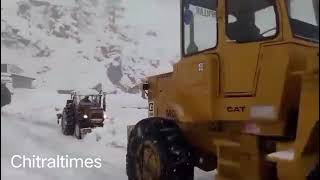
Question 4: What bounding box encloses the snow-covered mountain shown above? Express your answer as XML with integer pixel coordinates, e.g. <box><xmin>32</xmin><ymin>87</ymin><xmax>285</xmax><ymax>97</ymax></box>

<box><xmin>1</xmin><ymin>0</ymin><xmax>180</xmax><ymax>91</ymax></box>
<box><xmin>1</xmin><ymin>0</ymin><xmax>214</xmax><ymax>179</ymax></box>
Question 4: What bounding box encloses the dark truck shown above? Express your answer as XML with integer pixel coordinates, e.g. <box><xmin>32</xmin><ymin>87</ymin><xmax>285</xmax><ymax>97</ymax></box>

<box><xmin>57</xmin><ymin>90</ymin><xmax>107</xmax><ymax>139</ymax></box>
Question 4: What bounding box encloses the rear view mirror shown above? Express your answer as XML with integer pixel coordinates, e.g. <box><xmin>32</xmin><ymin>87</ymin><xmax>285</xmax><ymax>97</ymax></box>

<box><xmin>184</xmin><ymin>9</ymin><xmax>193</xmax><ymax>25</ymax></box>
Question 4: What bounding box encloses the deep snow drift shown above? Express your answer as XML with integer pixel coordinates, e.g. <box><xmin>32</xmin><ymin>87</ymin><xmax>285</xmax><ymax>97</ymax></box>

<box><xmin>1</xmin><ymin>0</ymin><xmax>214</xmax><ymax>179</ymax></box>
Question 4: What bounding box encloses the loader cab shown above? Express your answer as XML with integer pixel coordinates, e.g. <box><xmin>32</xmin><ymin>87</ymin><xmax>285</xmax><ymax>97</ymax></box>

<box><xmin>181</xmin><ymin>0</ymin><xmax>318</xmax><ymax>96</ymax></box>
<box><xmin>174</xmin><ymin>0</ymin><xmax>318</xmax><ymax>132</ymax></box>
<box><xmin>182</xmin><ymin>0</ymin><xmax>318</xmax><ymax>57</ymax></box>
<box><xmin>181</xmin><ymin>0</ymin><xmax>281</xmax><ymax>96</ymax></box>
<box><xmin>182</xmin><ymin>0</ymin><xmax>279</xmax><ymax>55</ymax></box>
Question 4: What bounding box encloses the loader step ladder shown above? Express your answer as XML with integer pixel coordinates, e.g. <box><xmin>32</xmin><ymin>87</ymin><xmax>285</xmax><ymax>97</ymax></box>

<box><xmin>214</xmin><ymin>139</ymin><xmax>241</xmax><ymax>180</ymax></box>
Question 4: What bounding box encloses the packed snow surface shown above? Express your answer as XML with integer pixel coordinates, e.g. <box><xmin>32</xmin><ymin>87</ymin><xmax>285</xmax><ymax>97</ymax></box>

<box><xmin>2</xmin><ymin>89</ymin><xmax>214</xmax><ymax>180</ymax></box>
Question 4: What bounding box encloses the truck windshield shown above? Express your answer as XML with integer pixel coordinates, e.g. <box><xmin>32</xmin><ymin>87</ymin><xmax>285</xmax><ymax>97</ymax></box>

<box><xmin>79</xmin><ymin>95</ymin><xmax>101</xmax><ymax>105</ymax></box>
<box><xmin>287</xmin><ymin>0</ymin><xmax>319</xmax><ymax>42</ymax></box>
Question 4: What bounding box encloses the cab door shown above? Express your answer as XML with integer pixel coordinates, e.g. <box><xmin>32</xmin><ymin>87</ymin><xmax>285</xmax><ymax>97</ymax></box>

<box><xmin>178</xmin><ymin>0</ymin><xmax>220</xmax><ymax>121</ymax></box>
<box><xmin>219</xmin><ymin>0</ymin><xmax>281</xmax><ymax>97</ymax></box>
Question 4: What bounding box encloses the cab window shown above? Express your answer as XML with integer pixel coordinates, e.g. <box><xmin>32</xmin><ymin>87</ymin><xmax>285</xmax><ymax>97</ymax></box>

<box><xmin>183</xmin><ymin>0</ymin><xmax>218</xmax><ymax>56</ymax></box>
<box><xmin>287</xmin><ymin>0</ymin><xmax>319</xmax><ymax>42</ymax></box>
<box><xmin>226</xmin><ymin>0</ymin><xmax>278</xmax><ymax>42</ymax></box>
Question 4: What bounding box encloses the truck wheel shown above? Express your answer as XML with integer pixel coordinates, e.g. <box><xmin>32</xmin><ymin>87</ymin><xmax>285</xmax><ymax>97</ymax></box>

<box><xmin>74</xmin><ymin>122</ymin><xmax>82</xmax><ymax>139</ymax></box>
<box><xmin>61</xmin><ymin>110</ymin><xmax>74</xmax><ymax>135</ymax></box>
<box><xmin>127</xmin><ymin>118</ymin><xmax>194</xmax><ymax>180</ymax></box>
<box><xmin>308</xmin><ymin>164</ymin><xmax>319</xmax><ymax>180</ymax></box>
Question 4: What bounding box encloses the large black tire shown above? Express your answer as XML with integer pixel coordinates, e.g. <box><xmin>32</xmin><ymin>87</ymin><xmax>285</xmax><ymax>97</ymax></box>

<box><xmin>61</xmin><ymin>106</ymin><xmax>75</xmax><ymax>135</ymax></box>
<box><xmin>127</xmin><ymin>118</ymin><xmax>195</xmax><ymax>180</ymax></box>
<box><xmin>74</xmin><ymin>121</ymin><xmax>82</xmax><ymax>140</ymax></box>
<box><xmin>308</xmin><ymin>164</ymin><xmax>319</xmax><ymax>180</ymax></box>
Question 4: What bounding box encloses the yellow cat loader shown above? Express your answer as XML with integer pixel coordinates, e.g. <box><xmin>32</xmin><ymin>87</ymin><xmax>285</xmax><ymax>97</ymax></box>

<box><xmin>126</xmin><ymin>0</ymin><xmax>319</xmax><ymax>180</ymax></box>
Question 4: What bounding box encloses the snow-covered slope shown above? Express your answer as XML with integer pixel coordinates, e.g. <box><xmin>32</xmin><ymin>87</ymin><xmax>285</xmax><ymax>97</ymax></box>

<box><xmin>1</xmin><ymin>0</ymin><xmax>214</xmax><ymax>179</ymax></box>
<box><xmin>1</xmin><ymin>89</ymin><xmax>144</xmax><ymax>180</ymax></box>
<box><xmin>1</xmin><ymin>0</ymin><xmax>180</xmax><ymax>91</ymax></box>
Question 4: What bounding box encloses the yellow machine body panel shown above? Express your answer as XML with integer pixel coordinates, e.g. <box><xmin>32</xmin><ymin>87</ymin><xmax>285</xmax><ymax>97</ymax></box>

<box><xmin>147</xmin><ymin>0</ymin><xmax>318</xmax><ymax>134</ymax></box>
<box><xmin>141</xmin><ymin>0</ymin><xmax>319</xmax><ymax>179</ymax></box>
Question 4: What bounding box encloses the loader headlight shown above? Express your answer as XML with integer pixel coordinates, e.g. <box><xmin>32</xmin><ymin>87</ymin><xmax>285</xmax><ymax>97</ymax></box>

<box><xmin>83</xmin><ymin>114</ymin><xmax>88</xmax><ymax>119</ymax></box>
<box><xmin>103</xmin><ymin>113</ymin><xmax>107</xmax><ymax>119</ymax></box>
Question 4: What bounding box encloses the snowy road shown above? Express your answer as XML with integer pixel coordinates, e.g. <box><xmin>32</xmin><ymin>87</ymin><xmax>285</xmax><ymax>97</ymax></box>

<box><xmin>1</xmin><ymin>89</ymin><xmax>214</xmax><ymax>180</ymax></box>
